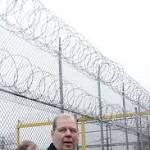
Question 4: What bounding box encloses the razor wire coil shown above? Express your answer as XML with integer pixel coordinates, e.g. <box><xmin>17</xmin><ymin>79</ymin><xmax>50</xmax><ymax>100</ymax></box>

<box><xmin>0</xmin><ymin>0</ymin><xmax>149</xmax><ymax>111</ymax></box>
<box><xmin>0</xmin><ymin>48</ymin><xmax>148</xmax><ymax>137</ymax></box>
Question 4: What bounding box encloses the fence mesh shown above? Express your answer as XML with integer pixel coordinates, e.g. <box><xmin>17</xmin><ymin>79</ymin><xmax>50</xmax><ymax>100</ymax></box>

<box><xmin>0</xmin><ymin>1</ymin><xmax>150</xmax><ymax>150</ymax></box>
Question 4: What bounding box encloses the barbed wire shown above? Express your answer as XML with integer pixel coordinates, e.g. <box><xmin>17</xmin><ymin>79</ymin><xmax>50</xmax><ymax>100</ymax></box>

<box><xmin>0</xmin><ymin>48</ymin><xmax>106</xmax><ymax>116</ymax></box>
<box><xmin>0</xmin><ymin>0</ymin><xmax>149</xmax><ymax>111</ymax></box>
<box><xmin>0</xmin><ymin>48</ymin><xmax>149</xmax><ymax>137</ymax></box>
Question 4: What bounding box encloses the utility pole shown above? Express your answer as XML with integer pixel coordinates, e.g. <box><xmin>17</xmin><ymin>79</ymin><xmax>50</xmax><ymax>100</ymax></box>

<box><xmin>122</xmin><ymin>83</ymin><xmax>129</xmax><ymax>150</ymax></box>
<box><xmin>58</xmin><ymin>37</ymin><xmax>64</xmax><ymax>113</ymax></box>
<box><xmin>135</xmin><ymin>107</ymin><xmax>141</xmax><ymax>150</ymax></box>
<box><xmin>97</xmin><ymin>65</ymin><xmax>104</xmax><ymax>150</ymax></box>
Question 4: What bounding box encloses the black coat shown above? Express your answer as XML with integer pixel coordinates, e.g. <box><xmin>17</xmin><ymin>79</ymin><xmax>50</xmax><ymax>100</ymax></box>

<box><xmin>47</xmin><ymin>143</ymin><xmax>57</xmax><ymax>150</ymax></box>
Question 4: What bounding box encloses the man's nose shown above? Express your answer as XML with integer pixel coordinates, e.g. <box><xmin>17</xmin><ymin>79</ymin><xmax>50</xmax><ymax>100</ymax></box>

<box><xmin>65</xmin><ymin>129</ymin><xmax>72</xmax><ymax>135</ymax></box>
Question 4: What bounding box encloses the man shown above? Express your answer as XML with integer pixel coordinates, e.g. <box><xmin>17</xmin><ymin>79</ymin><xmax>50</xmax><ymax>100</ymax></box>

<box><xmin>17</xmin><ymin>140</ymin><xmax>38</xmax><ymax>150</ymax></box>
<box><xmin>47</xmin><ymin>113</ymin><xmax>79</xmax><ymax>150</ymax></box>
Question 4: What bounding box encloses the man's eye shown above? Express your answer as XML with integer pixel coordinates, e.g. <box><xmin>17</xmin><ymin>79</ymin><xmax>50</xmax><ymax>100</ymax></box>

<box><xmin>70</xmin><ymin>129</ymin><xmax>77</xmax><ymax>133</ymax></box>
<box><xmin>58</xmin><ymin>128</ymin><xmax>66</xmax><ymax>132</ymax></box>
<box><xmin>57</xmin><ymin>128</ymin><xmax>77</xmax><ymax>133</ymax></box>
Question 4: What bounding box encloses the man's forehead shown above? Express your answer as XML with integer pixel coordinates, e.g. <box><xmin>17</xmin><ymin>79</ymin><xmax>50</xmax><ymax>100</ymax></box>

<box><xmin>56</xmin><ymin>117</ymin><xmax>77</xmax><ymax>127</ymax></box>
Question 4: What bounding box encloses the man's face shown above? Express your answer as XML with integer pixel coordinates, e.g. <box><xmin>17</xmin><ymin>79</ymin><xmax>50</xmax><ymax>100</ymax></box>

<box><xmin>26</xmin><ymin>143</ymin><xmax>37</xmax><ymax>150</ymax></box>
<box><xmin>51</xmin><ymin>117</ymin><xmax>78</xmax><ymax>150</ymax></box>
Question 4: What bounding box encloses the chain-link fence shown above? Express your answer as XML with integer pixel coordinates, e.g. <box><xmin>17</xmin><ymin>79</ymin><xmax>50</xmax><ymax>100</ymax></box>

<box><xmin>0</xmin><ymin>1</ymin><xmax>150</xmax><ymax>150</ymax></box>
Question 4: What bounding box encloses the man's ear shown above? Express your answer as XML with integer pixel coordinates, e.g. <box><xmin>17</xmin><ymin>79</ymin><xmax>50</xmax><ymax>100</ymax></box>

<box><xmin>51</xmin><ymin>130</ymin><xmax>54</xmax><ymax>137</ymax></box>
<box><xmin>77</xmin><ymin>131</ymin><xmax>79</xmax><ymax>138</ymax></box>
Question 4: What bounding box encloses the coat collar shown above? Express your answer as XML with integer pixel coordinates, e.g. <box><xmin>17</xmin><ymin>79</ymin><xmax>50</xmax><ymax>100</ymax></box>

<box><xmin>47</xmin><ymin>143</ymin><xmax>57</xmax><ymax>150</ymax></box>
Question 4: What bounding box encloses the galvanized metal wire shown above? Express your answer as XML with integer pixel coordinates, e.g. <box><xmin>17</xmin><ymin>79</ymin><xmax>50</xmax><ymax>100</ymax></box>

<box><xmin>0</xmin><ymin>0</ymin><xmax>149</xmax><ymax>111</ymax></box>
<box><xmin>0</xmin><ymin>1</ymin><xmax>150</xmax><ymax>149</ymax></box>
<box><xmin>0</xmin><ymin>48</ymin><xmax>149</xmax><ymax>137</ymax></box>
<box><xmin>0</xmin><ymin>48</ymin><xmax>124</xmax><ymax>118</ymax></box>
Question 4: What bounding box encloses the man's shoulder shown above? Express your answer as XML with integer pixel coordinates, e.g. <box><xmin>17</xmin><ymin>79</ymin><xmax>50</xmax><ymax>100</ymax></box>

<box><xmin>47</xmin><ymin>143</ymin><xmax>57</xmax><ymax>150</ymax></box>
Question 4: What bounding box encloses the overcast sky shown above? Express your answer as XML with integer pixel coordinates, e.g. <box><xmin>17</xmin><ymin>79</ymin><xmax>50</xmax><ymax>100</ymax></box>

<box><xmin>42</xmin><ymin>0</ymin><xmax>150</xmax><ymax>91</ymax></box>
